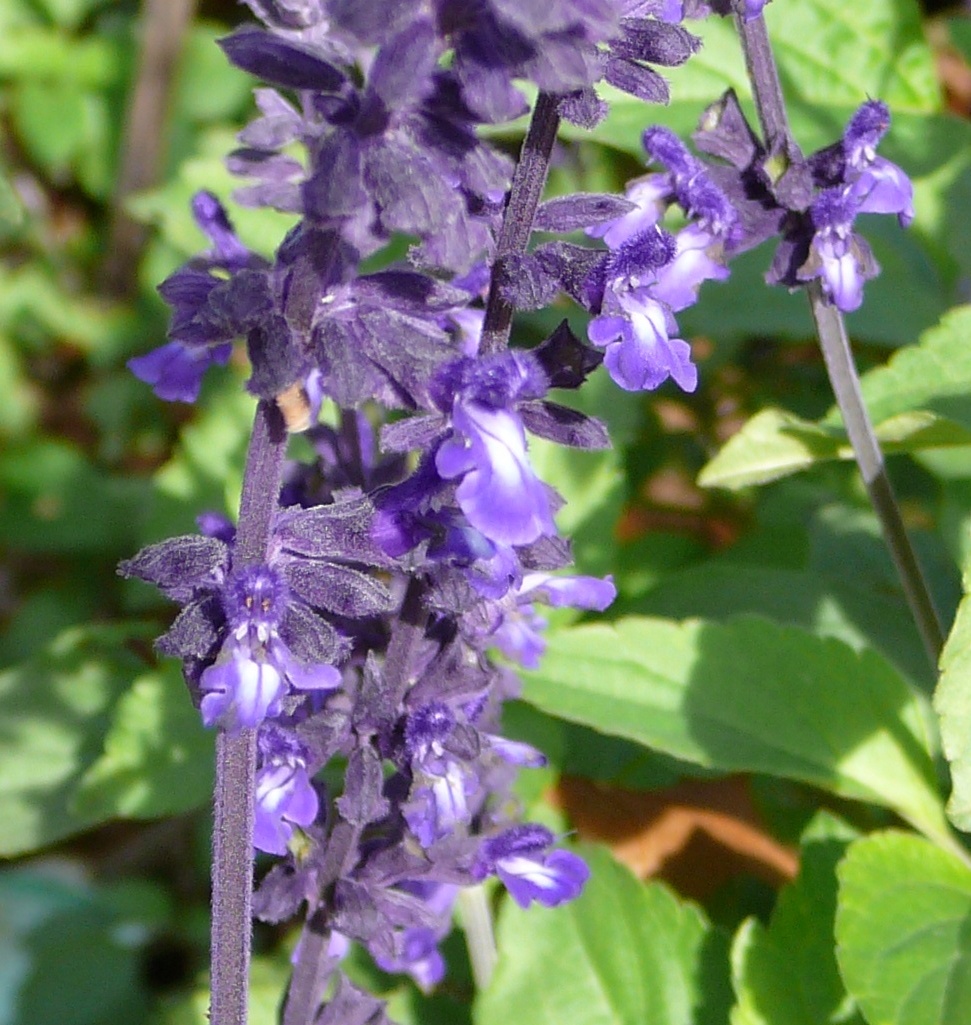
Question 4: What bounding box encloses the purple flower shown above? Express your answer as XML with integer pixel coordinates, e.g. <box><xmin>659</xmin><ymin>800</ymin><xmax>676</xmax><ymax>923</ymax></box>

<box><xmin>437</xmin><ymin>402</ymin><xmax>556</xmax><ymax>547</ymax></box>
<box><xmin>199</xmin><ymin>565</ymin><xmax>342</xmax><ymax>733</ymax></box>
<box><xmin>376</xmin><ymin>927</ymin><xmax>446</xmax><ymax>990</ymax></box>
<box><xmin>488</xmin><ymin>572</ymin><xmax>616</xmax><ymax>668</ymax></box>
<box><xmin>373</xmin><ymin>882</ymin><xmax>457</xmax><ymax>991</ymax></box>
<box><xmin>128</xmin><ymin>341</ymin><xmax>233</xmax><ymax>404</ymax></box>
<box><xmin>473</xmin><ymin>824</ymin><xmax>590</xmax><ymax>908</ymax></box>
<box><xmin>842</xmin><ymin>100</ymin><xmax>913</xmax><ymax>226</ymax></box>
<box><xmin>254</xmin><ymin>726</ymin><xmax>319</xmax><ymax>855</ymax></box>
<box><xmin>585</xmin><ymin>136</ymin><xmax>737</xmax><ymax>393</ymax></box>
<box><xmin>434</xmin><ymin>352</ymin><xmax>557</xmax><ymax>547</ymax></box>
<box><xmin>802</xmin><ymin>188</ymin><xmax>877</xmax><ymax>313</ymax></box>
<box><xmin>589</xmin><ymin>285</ymin><xmax>697</xmax><ymax>392</ymax></box>
<box><xmin>403</xmin><ymin>703</ymin><xmax>478</xmax><ymax>847</ymax></box>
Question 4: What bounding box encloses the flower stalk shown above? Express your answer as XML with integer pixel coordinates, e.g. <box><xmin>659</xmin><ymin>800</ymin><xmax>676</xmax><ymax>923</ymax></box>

<box><xmin>734</xmin><ymin>8</ymin><xmax>944</xmax><ymax>665</ymax></box>
<box><xmin>481</xmin><ymin>91</ymin><xmax>562</xmax><ymax>356</ymax></box>
<box><xmin>211</xmin><ymin>398</ymin><xmax>289</xmax><ymax>1025</ymax></box>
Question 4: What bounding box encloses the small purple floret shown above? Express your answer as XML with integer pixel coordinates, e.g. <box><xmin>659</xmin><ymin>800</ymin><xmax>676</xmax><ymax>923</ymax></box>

<box><xmin>474</xmin><ymin>824</ymin><xmax>590</xmax><ymax>908</ymax></box>
<box><xmin>436</xmin><ymin>401</ymin><xmax>556</xmax><ymax>547</ymax></box>
<box><xmin>200</xmin><ymin>656</ymin><xmax>287</xmax><ymax>731</ymax></box>
<box><xmin>128</xmin><ymin>341</ymin><xmax>232</xmax><ymax>403</ymax></box>
<box><xmin>589</xmin><ymin>290</ymin><xmax>697</xmax><ymax>392</ymax></box>
<box><xmin>254</xmin><ymin>759</ymin><xmax>319</xmax><ymax>855</ymax></box>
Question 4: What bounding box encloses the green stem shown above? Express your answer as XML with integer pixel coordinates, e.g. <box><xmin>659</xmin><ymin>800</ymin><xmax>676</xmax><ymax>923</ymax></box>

<box><xmin>734</xmin><ymin>9</ymin><xmax>944</xmax><ymax>667</ymax></box>
<box><xmin>459</xmin><ymin>886</ymin><xmax>498</xmax><ymax>990</ymax></box>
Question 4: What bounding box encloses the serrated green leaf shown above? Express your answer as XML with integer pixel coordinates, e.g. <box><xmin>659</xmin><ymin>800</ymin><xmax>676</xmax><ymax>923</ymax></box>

<box><xmin>935</xmin><ymin>570</ymin><xmax>971</xmax><ymax>831</ymax></box>
<box><xmin>0</xmin><ymin>624</ymin><xmax>155</xmax><ymax>857</ymax></box>
<box><xmin>837</xmin><ymin>305</ymin><xmax>971</xmax><ymax>431</ymax></box>
<box><xmin>523</xmin><ymin>616</ymin><xmax>949</xmax><ymax>846</ymax></box>
<box><xmin>698</xmin><ymin>409</ymin><xmax>848</xmax><ymax>490</ymax></box>
<box><xmin>568</xmin><ymin>0</ymin><xmax>937</xmax><ymax>159</ymax></box>
<box><xmin>626</xmin><ymin>562</ymin><xmax>930</xmax><ymax>689</ymax></box>
<box><xmin>836</xmin><ymin>831</ymin><xmax>971</xmax><ymax>1025</ymax></box>
<box><xmin>476</xmin><ymin>845</ymin><xmax>731</xmax><ymax>1025</ymax></box>
<box><xmin>700</xmin><ymin>305</ymin><xmax>971</xmax><ymax>490</ymax></box>
<box><xmin>74</xmin><ymin>662</ymin><xmax>213</xmax><ymax>820</ymax></box>
<box><xmin>730</xmin><ymin>816</ymin><xmax>862</xmax><ymax>1025</ymax></box>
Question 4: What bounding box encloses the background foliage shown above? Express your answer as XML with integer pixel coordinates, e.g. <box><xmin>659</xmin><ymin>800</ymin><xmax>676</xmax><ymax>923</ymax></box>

<box><xmin>4</xmin><ymin>0</ymin><xmax>971</xmax><ymax>1022</ymax></box>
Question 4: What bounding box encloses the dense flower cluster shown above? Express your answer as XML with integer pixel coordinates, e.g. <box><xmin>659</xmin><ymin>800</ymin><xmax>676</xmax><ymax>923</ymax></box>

<box><xmin>121</xmin><ymin>0</ymin><xmax>911</xmax><ymax>1020</ymax></box>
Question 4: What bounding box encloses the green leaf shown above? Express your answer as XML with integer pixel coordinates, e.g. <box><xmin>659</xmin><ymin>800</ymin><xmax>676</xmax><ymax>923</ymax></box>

<box><xmin>0</xmin><ymin>26</ymin><xmax>124</xmax><ymax>87</ymax></box>
<box><xmin>730</xmin><ymin>815</ymin><xmax>862</xmax><ymax>1025</ymax></box>
<box><xmin>523</xmin><ymin>616</ymin><xmax>949</xmax><ymax>845</ymax></box>
<box><xmin>29</xmin><ymin>0</ymin><xmax>110</xmax><ymax>31</ymax></box>
<box><xmin>699</xmin><ymin>408</ymin><xmax>971</xmax><ymax>491</ymax></box>
<box><xmin>140</xmin><ymin>375</ymin><xmax>256</xmax><ymax>547</ymax></box>
<box><xmin>74</xmin><ymin>662</ymin><xmax>213</xmax><ymax>820</ymax></box>
<box><xmin>836</xmin><ymin>831</ymin><xmax>971</xmax><ymax>1025</ymax></box>
<box><xmin>935</xmin><ymin>570</ymin><xmax>971</xmax><ymax>832</ymax></box>
<box><xmin>840</xmin><ymin>305</ymin><xmax>971</xmax><ymax>431</ymax></box>
<box><xmin>11</xmin><ymin>79</ymin><xmax>89</xmax><ymax>175</ymax></box>
<box><xmin>476</xmin><ymin>845</ymin><xmax>731</xmax><ymax>1025</ymax></box>
<box><xmin>626</xmin><ymin>562</ymin><xmax>931</xmax><ymax>689</ymax></box>
<box><xmin>173</xmin><ymin>23</ymin><xmax>253</xmax><ymax>124</ymax></box>
<box><xmin>698</xmin><ymin>409</ymin><xmax>850</xmax><ymax>491</ymax></box>
<box><xmin>0</xmin><ymin>869</ymin><xmax>166</xmax><ymax>1025</ymax></box>
<box><xmin>698</xmin><ymin>307</ymin><xmax>971</xmax><ymax>491</ymax></box>
<box><xmin>0</xmin><ymin>625</ymin><xmax>154</xmax><ymax>857</ymax></box>
<box><xmin>572</xmin><ymin>0</ymin><xmax>937</xmax><ymax>159</ymax></box>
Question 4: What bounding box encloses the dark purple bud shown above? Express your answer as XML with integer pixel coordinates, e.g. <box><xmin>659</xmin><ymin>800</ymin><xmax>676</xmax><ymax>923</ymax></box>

<box><xmin>534</xmin><ymin>193</ymin><xmax>637</xmax><ymax>233</ymax></box>
<box><xmin>191</xmin><ymin>191</ymin><xmax>251</xmax><ymax>267</ymax></box>
<box><xmin>614</xmin><ymin>18</ymin><xmax>699</xmax><ymax>66</ymax></box>
<box><xmin>604</xmin><ymin>56</ymin><xmax>670</xmax><ymax>104</ymax></box>
<box><xmin>218</xmin><ymin>27</ymin><xmax>346</xmax><ymax>92</ymax></box>
<box><xmin>519</xmin><ymin>400</ymin><xmax>610</xmax><ymax>450</ymax></box>
<box><xmin>531</xmin><ymin>320</ymin><xmax>604</xmax><ymax>390</ymax></box>
<box><xmin>693</xmin><ymin>89</ymin><xmax>761</xmax><ymax>169</ymax></box>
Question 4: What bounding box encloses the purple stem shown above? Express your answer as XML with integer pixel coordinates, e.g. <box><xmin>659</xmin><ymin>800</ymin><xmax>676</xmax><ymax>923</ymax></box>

<box><xmin>210</xmin><ymin>399</ymin><xmax>289</xmax><ymax>1025</ymax></box>
<box><xmin>283</xmin><ymin>910</ymin><xmax>336</xmax><ymax>1025</ymax></box>
<box><xmin>480</xmin><ymin>91</ymin><xmax>561</xmax><ymax>355</ymax></box>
